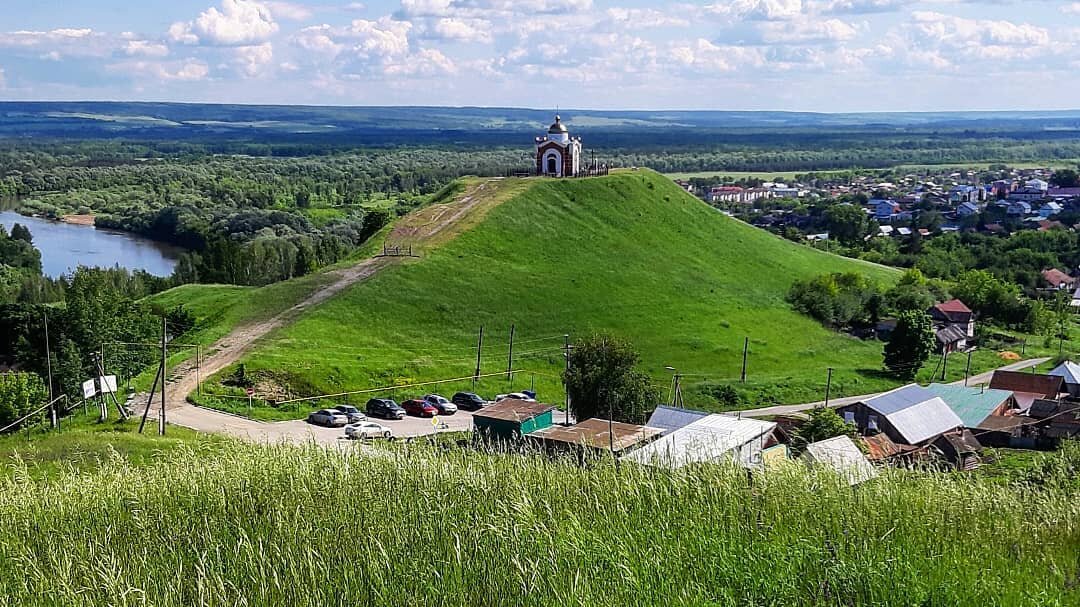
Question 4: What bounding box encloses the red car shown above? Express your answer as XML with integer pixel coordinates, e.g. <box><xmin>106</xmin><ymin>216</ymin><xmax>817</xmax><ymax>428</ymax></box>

<box><xmin>402</xmin><ymin>398</ymin><xmax>438</xmax><ymax>418</ymax></box>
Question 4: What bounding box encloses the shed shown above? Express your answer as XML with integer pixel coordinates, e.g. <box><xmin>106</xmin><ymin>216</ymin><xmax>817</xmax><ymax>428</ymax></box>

<box><xmin>622</xmin><ymin>414</ymin><xmax>777</xmax><ymax>469</ymax></box>
<box><xmin>860</xmin><ymin>433</ymin><xmax>916</xmax><ymax>462</ymax></box>
<box><xmin>988</xmin><ymin>371</ymin><xmax>1063</xmax><ymax>412</ymax></box>
<box><xmin>471</xmin><ymin>399</ymin><xmax>554</xmax><ymax>441</ymax></box>
<box><xmin>836</xmin><ymin>384</ymin><xmax>963</xmax><ymax>446</ymax></box>
<box><xmin>529</xmin><ymin>418</ymin><xmax>662</xmax><ymax>455</ymax></box>
<box><xmin>931</xmin><ymin>430</ymin><xmax>983</xmax><ymax>470</ymax></box>
<box><xmin>1027</xmin><ymin>399</ymin><xmax>1080</xmax><ymax>444</ymax></box>
<box><xmin>645</xmin><ymin>405</ymin><xmax>709</xmax><ymax>435</ymax></box>
<box><xmin>923</xmin><ymin>383</ymin><xmax>1017</xmax><ymax>428</ymax></box>
<box><xmin>974</xmin><ymin>414</ymin><xmax>1031</xmax><ymax>449</ymax></box>
<box><xmin>1048</xmin><ymin>361</ymin><xmax>1080</xmax><ymax>397</ymax></box>
<box><xmin>801</xmin><ymin>435</ymin><xmax>877</xmax><ymax>486</ymax></box>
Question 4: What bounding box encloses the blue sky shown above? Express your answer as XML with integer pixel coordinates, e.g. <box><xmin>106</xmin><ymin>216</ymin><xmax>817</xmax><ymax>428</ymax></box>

<box><xmin>1</xmin><ymin>0</ymin><xmax>1078</xmax><ymax>111</ymax></box>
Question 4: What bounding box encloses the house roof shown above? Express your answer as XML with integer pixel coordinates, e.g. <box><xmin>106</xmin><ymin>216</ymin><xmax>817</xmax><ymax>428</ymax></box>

<box><xmin>622</xmin><ymin>414</ymin><xmax>776</xmax><ymax>468</ymax></box>
<box><xmin>472</xmin><ymin>399</ymin><xmax>555</xmax><ymax>423</ymax></box>
<box><xmin>923</xmin><ymin>383</ymin><xmax>1013</xmax><ymax>428</ymax></box>
<box><xmin>862</xmin><ymin>384</ymin><xmax>964</xmax><ymax>444</ymax></box>
<box><xmin>934</xmin><ymin>299</ymin><xmax>972</xmax><ymax>315</ymax></box>
<box><xmin>1048</xmin><ymin>361</ymin><xmax>1080</xmax><ymax>385</ymax></box>
<box><xmin>860</xmin><ymin>433</ymin><xmax>913</xmax><ymax>461</ymax></box>
<box><xmin>975</xmin><ymin>415</ymin><xmax>1025</xmax><ymax>432</ymax></box>
<box><xmin>988</xmin><ymin>371</ymin><xmax>1063</xmax><ymax>399</ymax></box>
<box><xmin>1027</xmin><ymin>399</ymin><xmax>1080</xmax><ymax>420</ymax></box>
<box><xmin>1042</xmin><ymin>268</ymin><xmax>1074</xmax><ymax>288</ymax></box>
<box><xmin>530</xmin><ymin>418</ymin><xmax>662</xmax><ymax>452</ymax></box>
<box><xmin>646</xmin><ymin>405</ymin><xmax>710</xmax><ymax>435</ymax></box>
<box><xmin>935</xmin><ymin>324</ymin><xmax>969</xmax><ymax>345</ymax></box>
<box><xmin>936</xmin><ymin>429</ymin><xmax>982</xmax><ymax>455</ymax></box>
<box><xmin>802</xmin><ymin>435</ymin><xmax>877</xmax><ymax>486</ymax></box>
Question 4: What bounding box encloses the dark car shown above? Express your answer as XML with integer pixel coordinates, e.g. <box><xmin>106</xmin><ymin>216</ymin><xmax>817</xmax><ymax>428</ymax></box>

<box><xmin>402</xmin><ymin>398</ymin><xmax>439</xmax><ymax>418</ymax></box>
<box><xmin>423</xmin><ymin>394</ymin><xmax>457</xmax><ymax>415</ymax></box>
<box><xmin>366</xmin><ymin>398</ymin><xmax>405</xmax><ymax>420</ymax></box>
<box><xmin>452</xmin><ymin>392</ymin><xmax>486</xmax><ymax>411</ymax></box>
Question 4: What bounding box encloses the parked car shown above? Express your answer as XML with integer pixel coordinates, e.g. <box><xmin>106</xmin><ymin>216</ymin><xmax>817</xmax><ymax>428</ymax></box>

<box><xmin>452</xmin><ymin>392</ymin><xmax>486</xmax><ymax>411</ymax></box>
<box><xmin>308</xmin><ymin>408</ymin><xmax>349</xmax><ymax>427</ymax></box>
<box><xmin>334</xmin><ymin>404</ymin><xmax>366</xmax><ymax>423</ymax></box>
<box><xmin>402</xmin><ymin>398</ymin><xmax>439</xmax><ymax>418</ymax></box>
<box><xmin>423</xmin><ymin>394</ymin><xmax>457</xmax><ymax>415</ymax></box>
<box><xmin>345</xmin><ymin>421</ymin><xmax>393</xmax><ymax>440</ymax></box>
<box><xmin>366</xmin><ymin>398</ymin><xmax>406</xmax><ymax>420</ymax></box>
<box><xmin>495</xmin><ymin>392</ymin><xmax>536</xmax><ymax>403</ymax></box>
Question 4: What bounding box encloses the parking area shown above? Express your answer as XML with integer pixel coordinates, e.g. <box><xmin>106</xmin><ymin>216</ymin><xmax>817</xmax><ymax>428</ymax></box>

<box><xmin>308</xmin><ymin>406</ymin><xmax>574</xmax><ymax>441</ymax></box>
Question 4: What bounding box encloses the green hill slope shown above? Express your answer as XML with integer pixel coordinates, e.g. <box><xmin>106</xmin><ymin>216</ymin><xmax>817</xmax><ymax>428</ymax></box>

<box><xmin>232</xmin><ymin>170</ymin><xmax>897</xmax><ymax>410</ymax></box>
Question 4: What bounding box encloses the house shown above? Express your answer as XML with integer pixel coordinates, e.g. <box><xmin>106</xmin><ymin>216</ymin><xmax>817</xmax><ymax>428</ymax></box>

<box><xmin>873</xmin><ymin>199</ymin><xmax>899</xmax><ymax>221</ymax></box>
<box><xmin>836</xmin><ymin>384</ymin><xmax>963</xmax><ymax>446</ymax></box>
<box><xmin>988</xmin><ymin>371</ymin><xmax>1063</xmax><ymax>413</ymax></box>
<box><xmin>860</xmin><ymin>433</ymin><xmax>916</xmax><ymax>463</ymax></box>
<box><xmin>1070</xmin><ymin>287</ymin><xmax>1080</xmax><ymax>309</ymax></box>
<box><xmin>801</xmin><ymin>435</ymin><xmax>877</xmax><ymax>486</ymax></box>
<box><xmin>931</xmin><ymin>430</ymin><xmax>983</xmax><ymax>470</ymax></box>
<box><xmin>1041</xmin><ymin>268</ymin><xmax>1075</xmax><ymax>290</ymax></box>
<box><xmin>878</xmin><ymin>225</ymin><xmax>894</xmax><ymax>237</ymax></box>
<box><xmin>1026</xmin><ymin>178</ymin><xmax>1049</xmax><ymax>192</ymax></box>
<box><xmin>529</xmin><ymin>418</ymin><xmax>663</xmax><ymax>456</ymax></box>
<box><xmin>949</xmin><ymin>185</ymin><xmax>980</xmax><ymax>204</ymax></box>
<box><xmin>1027</xmin><ymin>399</ymin><xmax>1080</xmax><ymax>446</ymax></box>
<box><xmin>1008</xmin><ymin>189</ymin><xmax>1044</xmax><ymax>203</ymax></box>
<box><xmin>973</xmin><ymin>415</ymin><xmax>1032</xmax><ymax>449</ymax></box>
<box><xmin>1048</xmin><ymin>361</ymin><xmax>1080</xmax><ymax>397</ymax></box>
<box><xmin>471</xmin><ymin>399</ymin><xmax>555</xmax><ymax>441</ymax></box>
<box><xmin>896</xmin><ymin>227</ymin><xmax>912</xmax><ymax>237</ymax></box>
<box><xmin>922</xmin><ymin>383</ymin><xmax>1018</xmax><ymax>429</ymax></box>
<box><xmin>1007</xmin><ymin>200</ymin><xmax>1033</xmax><ymax>215</ymax></box>
<box><xmin>956</xmin><ymin>201</ymin><xmax>980</xmax><ymax>217</ymax></box>
<box><xmin>927</xmin><ymin>299</ymin><xmax>975</xmax><ymax>351</ymax></box>
<box><xmin>622</xmin><ymin>414</ymin><xmax>778</xmax><ymax>469</ymax></box>
<box><xmin>1047</xmin><ymin>186</ymin><xmax>1080</xmax><ymax>201</ymax></box>
<box><xmin>1039</xmin><ymin>201</ymin><xmax>1063</xmax><ymax>217</ymax></box>
<box><xmin>709</xmin><ymin>186</ymin><xmax>744</xmax><ymax>203</ymax></box>
<box><xmin>673</xmin><ymin>179</ymin><xmax>694</xmax><ymax>194</ymax></box>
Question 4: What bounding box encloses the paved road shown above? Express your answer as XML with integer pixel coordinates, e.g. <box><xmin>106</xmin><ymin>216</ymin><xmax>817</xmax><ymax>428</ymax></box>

<box><xmin>739</xmin><ymin>357</ymin><xmax>1050</xmax><ymax>418</ymax></box>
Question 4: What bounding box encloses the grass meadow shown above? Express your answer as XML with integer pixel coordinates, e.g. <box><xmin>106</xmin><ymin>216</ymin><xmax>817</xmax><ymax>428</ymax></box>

<box><xmin>0</xmin><ymin>432</ymin><xmax>1076</xmax><ymax>606</ymax></box>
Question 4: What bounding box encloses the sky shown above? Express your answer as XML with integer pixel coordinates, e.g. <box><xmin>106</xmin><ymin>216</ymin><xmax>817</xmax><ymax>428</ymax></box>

<box><xmin>0</xmin><ymin>0</ymin><xmax>1078</xmax><ymax>111</ymax></box>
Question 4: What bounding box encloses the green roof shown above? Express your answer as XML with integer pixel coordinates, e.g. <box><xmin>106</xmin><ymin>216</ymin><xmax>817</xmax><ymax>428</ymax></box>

<box><xmin>924</xmin><ymin>383</ymin><xmax>1012</xmax><ymax>428</ymax></box>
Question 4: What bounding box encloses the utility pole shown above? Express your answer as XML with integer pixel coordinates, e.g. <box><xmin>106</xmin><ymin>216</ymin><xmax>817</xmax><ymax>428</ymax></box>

<box><xmin>473</xmin><ymin>325</ymin><xmax>484</xmax><ymax>384</ymax></box>
<box><xmin>940</xmin><ymin>350</ymin><xmax>949</xmax><ymax>381</ymax></box>
<box><xmin>42</xmin><ymin>309</ymin><xmax>53</xmax><ymax>403</ymax></box>
<box><xmin>740</xmin><ymin>337</ymin><xmax>749</xmax><ymax>383</ymax></box>
<box><xmin>671</xmin><ymin>374</ymin><xmax>683</xmax><ymax>408</ymax></box>
<box><xmin>824</xmin><ymin>367</ymin><xmax>834</xmax><ymax>408</ymax></box>
<box><xmin>506</xmin><ymin>324</ymin><xmax>515</xmax><ymax>382</ymax></box>
<box><xmin>159</xmin><ymin>315</ymin><xmax>167</xmax><ymax>436</ymax></box>
<box><xmin>563</xmin><ymin>334</ymin><xmax>572</xmax><ymax>426</ymax></box>
<box><xmin>196</xmin><ymin>345</ymin><xmax>201</xmax><ymax>397</ymax></box>
<box><xmin>964</xmin><ymin>349</ymin><xmax>974</xmax><ymax>386</ymax></box>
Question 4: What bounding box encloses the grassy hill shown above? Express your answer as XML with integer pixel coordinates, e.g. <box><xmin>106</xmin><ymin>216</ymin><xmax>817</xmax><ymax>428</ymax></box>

<box><xmin>208</xmin><ymin>169</ymin><xmax>900</xmax><ymax>413</ymax></box>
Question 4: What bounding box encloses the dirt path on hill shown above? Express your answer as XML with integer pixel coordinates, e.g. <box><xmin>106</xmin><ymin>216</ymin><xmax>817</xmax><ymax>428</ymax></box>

<box><xmin>154</xmin><ymin>179</ymin><xmax>512</xmax><ymax>440</ymax></box>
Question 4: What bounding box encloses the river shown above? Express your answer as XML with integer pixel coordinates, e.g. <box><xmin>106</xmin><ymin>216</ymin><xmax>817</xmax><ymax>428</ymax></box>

<box><xmin>0</xmin><ymin>211</ymin><xmax>182</xmax><ymax>278</ymax></box>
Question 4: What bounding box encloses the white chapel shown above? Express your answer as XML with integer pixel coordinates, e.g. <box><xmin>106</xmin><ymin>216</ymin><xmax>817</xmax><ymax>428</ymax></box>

<box><xmin>535</xmin><ymin>115</ymin><xmax>582</xmax><ymax>177</ymax></box>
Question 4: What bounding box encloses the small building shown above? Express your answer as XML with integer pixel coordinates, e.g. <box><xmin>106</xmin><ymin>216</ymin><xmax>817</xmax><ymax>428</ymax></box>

<box><xmin>860</xmin><ymin>433</ymin><xmax>916</xmax><ymax>463</ymax></box>
<box><xmin>873</xmin><ymin>199</ymin><xmax>899</xmax><ymax>221</ymax></box>
<box><xmin>529</xmin><ymin>418</ymin><xmax>662</xmax><ymax>456</ymax></box>
<box><xmin>923</xmin><ymin>383</ymin><xmax>1017</xmax><ymax>429</ymax></box>
<box><xmin>1048</xmin><ymin>361</ymin><xmax>1080</xmax><ymax>397</ymax></box>
<box><xmin>472</xmin><ymin>399</ymin><xmax>555</xmax><ymax>441</ymax></box>
<box><xmin>931</xmin><ymin>430</ymin><xmax>983</xmax><ymax>470</ymax></box>
<box><xmin>709</xmin><ymin>185</ymin><xmax>745</xmax><ymax>203</ymax></box>
<box><xmin>927</xmin><ymin>299</ymin><xmax>974</xmax><ymax>351</ymax></box>
<box><xmin>988</xmin><ymin>371</ymin><xmax>1064</xmax><ymax>413</ymax></box>
<box><xmin>645</xmin><ymin>405</ymin><xmax>709</xmax><ymax>435</ymax></box>
<box><xmin>956</xmin><ymin>201</ymin><xmax>980</xmax><ymax>217</ymax></box>
<box><xmin>535</xmin><ymin>115</ymin><xmax>581</xmax><ymax>177</ymax></box>
<box><xmin>1041</xmin><ymin>268</ymin><xmax>1075</xmax><ymax>290</ymax></box>
<box><xmin>622</xmin><ymin>414</ymin><xmax>778</xmax><ymax>469</ymax></box>
<box><xmin>836</xmin><ymin>384</ymin><xmax>963</xmax><ymax>447</ymax></box>
<box><xmin>1039</xmin><ymin>201</ymin><xmax>1063</xmax><ymax>218</ymax></box>
<box><xmin>673</xmin><ymin>179</ymin><xmax>694</xmax><ymax>193</ymax></box>
<box><xmin>1006</xmin><ymin>200</ymin><xmax>1034</xmax><ymax>215</ymax></box>
<box><xmin>974</xmin><ymin>414</ymin><xmax>1032</xmax><ymax>449</ymax></box>
<box><xmin>1027</xmin><ymin>399</ymin><xmax>1080</xmax><ymax>446</ymax></box>
<box><xmin>949</xmin><ymin>185</ymin><xmax>980</xmax><ymax>204</ymax></box>
<box><xmin>801</xmin><ymin>435</ymin><xmax>877</xmax><ymax>486</ymax></box>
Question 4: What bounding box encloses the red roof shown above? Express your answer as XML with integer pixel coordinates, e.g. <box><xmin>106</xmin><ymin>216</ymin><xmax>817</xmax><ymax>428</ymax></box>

<box><xmin>1042</xmin><ymin>268</ymin><xmax>1074</xmax><ymax>287</ymax></box>
<box><xmin>935</xmin><ymin>299</ymin><xmax>971</xmax><ymax>314</ymax></box>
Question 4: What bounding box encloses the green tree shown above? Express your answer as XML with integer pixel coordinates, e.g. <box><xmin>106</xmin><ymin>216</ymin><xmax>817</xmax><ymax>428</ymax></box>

<box><xmin>1049</xmin><ymin>169</ymin><xmax>1079</xmax><ymax>188</ymax></box>
<box><xmin>0</xmin><ymin>371</ymin><xmax>47</xmax><ymax>428</ymax></box>
<box><xmin>9</xmin><ymin>223</ymin><xmax>32</xmax><ymax>244</ymax></box>
<box><xmin>790</xmin><ymin>407</ymin><xmax>857</xmax><ymax>455</ymax></box>
<box><xmin>563</xmin><ymin>333</ymin><xmax>659</xmax><ymax>425</ymax></box>
<box><xmin>883</xmin><ymin>310</ymin><xmax>935</xmax><ymax>379</ymax></box>
<box><xmin>823</xmin><ymin>204</ymin><xmax>870</xmax><ymax>246</ymax></box>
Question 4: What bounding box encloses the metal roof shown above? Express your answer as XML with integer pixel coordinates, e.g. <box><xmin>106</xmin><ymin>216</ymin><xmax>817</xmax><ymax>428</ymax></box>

<box><xmin>935</xmin><ymin>324</ymin><xmax>968</xmax><ymax>345</ymax></box>
<box><xmin>646</xmin><ymin>405</ymin><xmax>710</xmax><ymax>435</ymax></box>
<box><xmin>472</xmin><ymin>399</ymin><xmax>554</xmax><ymax>423</ymax></box>
<box><xmin>802</xmin><ymin>435</ymin><xmax>877</xmax><ymax>486</ymax></box>
<box><xmin>1048</xmin><ymin>361</ymin><xmax>1080</xmax><ymax>385</ymax></box>
<box><xmin>923</xmin><ymin>383</ymin><xmax>1013</xmax><ymax>428</ymax></box>
<box><xmin>862</xmin><ymin>384</ymin><xmax>963</xmax><ymax>444</ymax></box>
<box><xmin>621</xmin><ymin>414</ymin><xmax>776</xmax><ymax>469</ymax></box>
<box><xmin>989</xmin><ymin>371</ymin><xmax>1063</xmax><ymax>398</ymax></box>
<box><xmin>530</xmin><ymin>418</ymin><xmax>662</xmax><ymax>452</ymax></box>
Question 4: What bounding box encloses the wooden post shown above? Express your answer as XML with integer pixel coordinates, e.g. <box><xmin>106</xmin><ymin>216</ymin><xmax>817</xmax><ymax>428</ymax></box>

<box><xmin>159</xmin><ymin>315</ymin><xmax>167</xmax><ymax>436</ymax></box>
<box><xmin>506</xmin><ymin>324</ymin><xmax>515</xmax><ymax>382</ymax></box>
<box><xmin>473</xmin><ymin>326</ymin><xmax>484</xmax><ymax>384</ymax></box>
<box><xmin>740</xmin><ymin>337</ymin><xmax>749</xmax><ymax>383</ymax></box>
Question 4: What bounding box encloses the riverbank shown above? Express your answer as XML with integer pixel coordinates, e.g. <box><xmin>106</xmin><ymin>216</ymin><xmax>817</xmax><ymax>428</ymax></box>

<box><xmin>60</xmin><ymin>214</ymin><xmax>95</xmax><ymax>226</ymax></box>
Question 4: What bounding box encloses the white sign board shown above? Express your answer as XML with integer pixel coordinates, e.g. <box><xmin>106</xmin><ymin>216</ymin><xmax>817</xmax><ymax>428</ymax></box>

<box><xmin>82</xmin><ymin>379</ymin><xmax>97</xmax><ymax>399</ymax></box>
<box><xmin>99</xmin><ymin>375</ymin><xmax>118</xmax><ymax>394</ymax></box>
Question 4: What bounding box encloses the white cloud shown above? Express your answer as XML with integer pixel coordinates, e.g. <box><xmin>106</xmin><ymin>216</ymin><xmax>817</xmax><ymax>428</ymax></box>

<box><xmin>265</xmin><ymin>1</ymin><xmax>312</xmax><ymax>21</ymax></box>
<box><xmin>170</xmin><ymin>0</ymin><xmax>279</xmax><ymax>46</ymax></box>
<box><xmin>345</xmin><ymin>2</ymin><xmax>366</xmax><ymax>10</ymax></box>
<box><xmin>814</xmin><ymin>0</ymin><xmax>906</xmax><ymax>14</ymax></box>
<box><xmin>294</xmin><ymin>24</ymin><xmax>345</xmax><ymax>55</ymax></box>
<box><xmin>605</xmin><ymin>8</ymin><xmax>690</xmax><ymax>28</ymax></box>
<box><xmin>0</xmin><ymin>28</ymin><xmax>114</xmax><ymax>58</ymax></box>
<box><xmin>384</xmin><ymin>47</ymin><xmax>456</xmax><ymax>75</ymax></box>
<box><xmin>125</xmin><ymin>40</ymin><xmax>170</xmax><ymax>57</ymax></box>
<box><xmin>345</xmin><ymin>18</ymin><xmax>412</xmax><ymax>57</ymax></box>
<box><xmin>705</xmin><ymin>0</ymin><xmax>804</xmax><ymax>21</ymax></box>
<box><xmin>109</xmin><ymin>58</ymin><xmax>210</xmax><ymax>81</ymax></box>
<box><xmin>670</xmin><ymin>38</ymin><xmax>764</xmax><ymax>71</ymax></box>
<box><xmin>429</xmin><ymin>18</ymin><xmax>492</xmax><ymax>43</ymax></box>
<box><xmin>399</xmin><ymin>0</ymin><xmax>591</xmax><ymax>18</ymax></box>
<box><xmin>234</xmin><ymin>42</ymin><xmax>274</xmax><ymax>76</ymax></box>
<box><xmin>758</xmin><ymin>18</ymin><xmax>858</xmax><ymax>43</ymax></box>
<box><xmin>1062</xmin><ymin>2</ymin><xmax>1080</xmax><ymax>14</ymax></box>
<box><xmin>0</xmin><ymin>67</ymin><xmax>5</xmax><ymax>89</ymax></box>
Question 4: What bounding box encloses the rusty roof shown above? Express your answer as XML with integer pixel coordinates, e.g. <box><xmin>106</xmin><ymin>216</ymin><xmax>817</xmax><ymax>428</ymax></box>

<box><xmin>472</xmin><ymin>399</ymin><xmax>554</xmax><ymax>423</ymax></box>
<box><xmin>975</xmin><ymin>415</ymin><xmax>1026</xmax><ymax>431</ymax></box>
<box><xmin>860</xmin><ymin>434</ymin><xmax>916</xmax><ymax>461</ymax></box>
<box><xmin>988</xmin><ymin>371</ymin><xmax>1063</xmax><ymax>398</ymax></box>
<box><xmin>530</xmin><ymin>418</ymin><xmax>663</xmax><ymax>452</ymax></box>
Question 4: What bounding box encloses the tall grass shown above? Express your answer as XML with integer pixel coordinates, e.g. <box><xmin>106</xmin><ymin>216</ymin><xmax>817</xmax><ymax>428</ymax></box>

<box><xmin>0</xmin><ymin>441</ymin><xmax>1077</xmax><ymax>606</ymax></box>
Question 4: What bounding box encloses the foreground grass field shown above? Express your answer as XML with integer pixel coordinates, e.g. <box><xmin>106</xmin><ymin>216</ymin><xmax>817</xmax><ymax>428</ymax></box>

<box><xmin>213</xmin><ymin>170</ymin><xmax>905</xmax><ymax>414</ymax></box>
<box><xmin>0</xmin><ymin>434</ymin><xmax>1076</xmax><ymax>606</ymax></box>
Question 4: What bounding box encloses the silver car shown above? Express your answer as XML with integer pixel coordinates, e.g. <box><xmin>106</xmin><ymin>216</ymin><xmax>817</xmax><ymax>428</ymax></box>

<box><xmin>423</xmin><ymin>394</ymin><xmax>457</xmax><ymax>415</ymax></box>
<box><xmin>308</xmin><ymin>409</ymin><xmax>348</xmax><ymax>427</ymax></box>
<box><xmin>334</xmin><ymin>404</ymin><xmax>366</xmax><ymax>423</ymax></box>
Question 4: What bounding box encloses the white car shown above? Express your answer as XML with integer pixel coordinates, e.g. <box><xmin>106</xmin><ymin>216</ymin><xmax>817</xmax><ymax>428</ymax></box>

<box><xmin>345</xmin><ymin>421</ymin><xmax>393</xmax><ymax>440</ymax></box>
<box><xmin>495</xmin><ymin>392</ymin><xmax>536</xmax><ymax>403</ymax></box>
<box><xmin>308</xmin><ymin>409</ymin><xmax>349</xmax><ymax>427</ymax></box>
